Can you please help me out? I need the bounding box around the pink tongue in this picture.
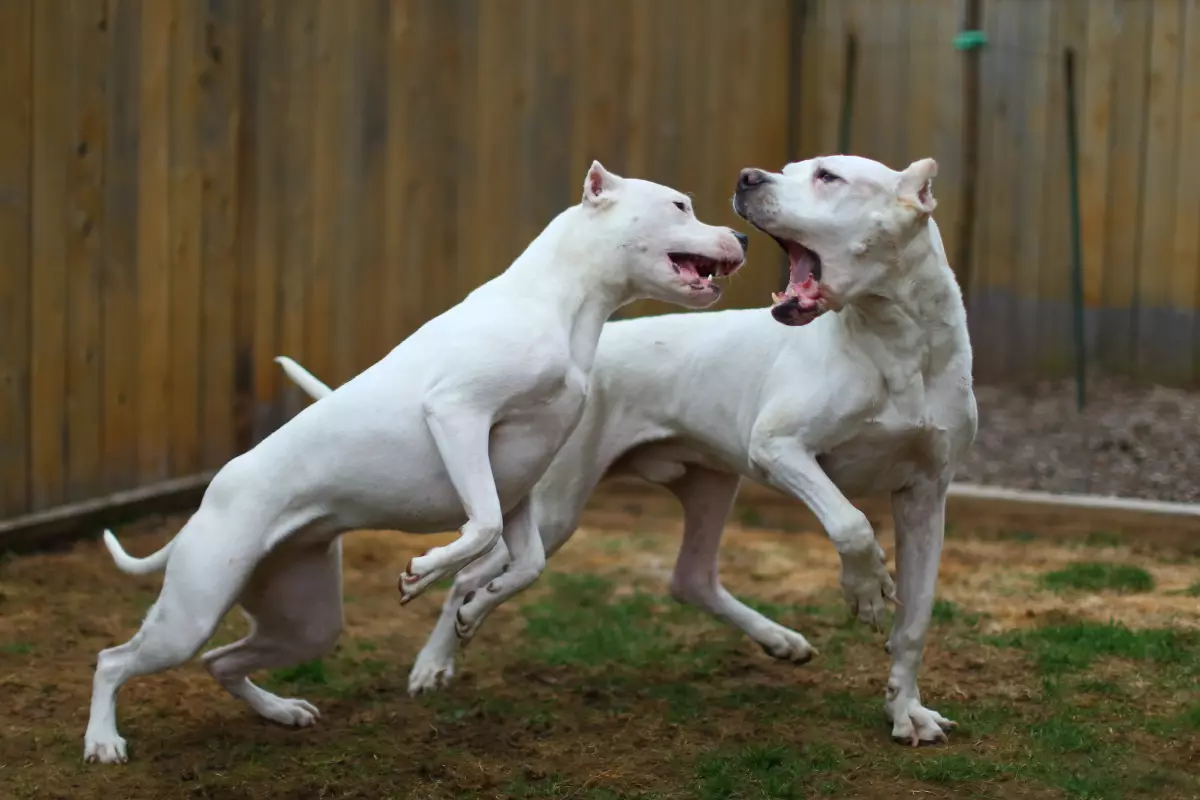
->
[679,264,700,281]
[772,276,821,308]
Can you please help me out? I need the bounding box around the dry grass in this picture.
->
[1,489,1197,799]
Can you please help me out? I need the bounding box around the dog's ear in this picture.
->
[582,160,620,206]
[896,158,938,215]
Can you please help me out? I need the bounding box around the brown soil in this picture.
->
[960,376,1200,504]
[0,492,1197,799]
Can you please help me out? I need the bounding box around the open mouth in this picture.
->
[768,237,826,326]
[669,253,742,293]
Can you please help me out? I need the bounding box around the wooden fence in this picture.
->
[1,0,1199,526]
[796,0,1200,386]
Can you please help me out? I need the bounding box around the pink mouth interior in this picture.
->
[771,241,822,311]
[671,253,740,292]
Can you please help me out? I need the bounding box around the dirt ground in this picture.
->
[960,376,1200,504]
[1,490,1198,799]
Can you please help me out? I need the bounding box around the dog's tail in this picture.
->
[274,356,334,401]
[102,529,174,575]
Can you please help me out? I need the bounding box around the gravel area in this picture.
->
[958,376,1200,504]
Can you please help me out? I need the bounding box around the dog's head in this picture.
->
[579,161,748,309]
[732,155,938,326]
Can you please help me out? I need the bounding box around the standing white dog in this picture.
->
[281,155,977,747]
[86,162,747,764]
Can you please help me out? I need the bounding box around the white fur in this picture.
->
[83,162,746,765]
[284,155,977,746]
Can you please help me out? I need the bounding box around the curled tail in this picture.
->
[102,529,174,575]
[274,356,334,401]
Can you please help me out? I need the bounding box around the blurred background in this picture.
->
[1,0,1198,526]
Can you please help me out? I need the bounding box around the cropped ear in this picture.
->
[582,160,620,206]
[896,158,938,215]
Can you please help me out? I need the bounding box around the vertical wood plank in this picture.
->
[169,0,202,472]
[332,0,364,384]
[0,0,33,516]
[969,0,1016,382]
[231,0,259,453]
[1169,0,1200,385]
[198,0,241,468]
[1035,2,1072,377]
[249,0,283,441]
[1134,0,1185,382]
[450,0,480,314]
[279,0,315,420]
[102,0,140,493]
[64,0,109,502]
[383,0,417,348]
[30,0,70,510]
[136,0,172,481]
[931,0,965,280]
[355,0,388,369]
[307,0,340,385]
[1099,0,1151,375]
[1077,0,1117,360]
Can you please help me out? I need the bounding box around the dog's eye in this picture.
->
[673,201,688,213]
[815,168,842,184]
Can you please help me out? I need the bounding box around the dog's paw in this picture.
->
[839,544,897,630]
[885,685,956,747]
[454,591,493,642]
[756,627,818,664]
[261,697,320,728]
[409,654,456,696]
[83,734,128,765]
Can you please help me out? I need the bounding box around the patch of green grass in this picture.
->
[1029,716,1099,754]
[895,752,1001,783]
[989,621,1199,676]
[0,642,33,655]
[695,742,840,800]
[267,658,328,689]
[1145,700,1200,737]
[520,573,730,673]
[1040,562,1154,594]
[1185,581,1200,597]
[820,690,879,727]
[929,597,982,628]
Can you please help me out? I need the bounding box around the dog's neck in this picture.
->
[838,218,971,385]
[501,206,631,368]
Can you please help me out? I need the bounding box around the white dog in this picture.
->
[281,155,977,747]
[86,162,747,764]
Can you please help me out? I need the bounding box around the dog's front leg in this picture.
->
[884,478,955,746]
[399,401,505,603]
[749,432,896,628]
[453,494,546,640]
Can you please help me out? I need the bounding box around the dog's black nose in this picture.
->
[738,168,768,191]
[733,231,749,253]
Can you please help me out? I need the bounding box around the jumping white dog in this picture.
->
[281,155,978,747]
[87,162,747,764]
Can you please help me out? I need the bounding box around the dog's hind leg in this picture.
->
[84,517,256,764]
[200,541,343,727]
[453,495,546,641]
[666,466,816,664]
